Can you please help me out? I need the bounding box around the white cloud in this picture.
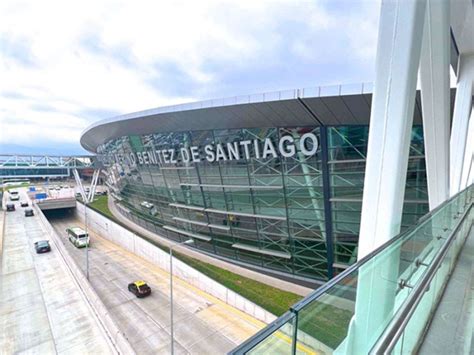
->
[0,0,380,152]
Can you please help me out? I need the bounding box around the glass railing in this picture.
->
[230,184,473,355]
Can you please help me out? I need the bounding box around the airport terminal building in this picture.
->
[81,84,433,283]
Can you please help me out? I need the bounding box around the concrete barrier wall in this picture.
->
[0,210,5,255]
[76,203,277,324]
[35,205,135,355]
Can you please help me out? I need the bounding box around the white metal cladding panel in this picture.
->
[80,87,461,153]
[80,95,360,152]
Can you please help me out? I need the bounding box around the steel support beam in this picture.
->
[88,169,101,202]
[450,54,474,195]
[73,169,88,202]
[419,0,451,210]
[343,1,427,354]
[358,0,427,259]
[460,108,474,189]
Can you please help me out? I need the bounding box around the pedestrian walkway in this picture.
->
[419,227,474,355]
[0,190,112,354]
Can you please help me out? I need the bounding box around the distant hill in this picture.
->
[0,143,91,156]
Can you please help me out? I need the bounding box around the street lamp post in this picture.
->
[170,238,193,355]
[85,198,90,280]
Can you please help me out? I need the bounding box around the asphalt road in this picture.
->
[0,189,111,354]
[45,210,264,354]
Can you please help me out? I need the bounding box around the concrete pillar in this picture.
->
[358,0,427,259]
[450,54,474,195]
[419,0,451,210]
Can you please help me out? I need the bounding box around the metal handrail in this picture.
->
[370,202,473,354]
[230,184,472,354]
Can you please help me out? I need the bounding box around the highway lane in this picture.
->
[0,189,111,354]
[45,210,264,354]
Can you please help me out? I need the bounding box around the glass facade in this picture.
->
[97,125,428,282]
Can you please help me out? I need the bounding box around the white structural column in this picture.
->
[460,108,474,188]
[357,0,427,259]
[339,2,427,354]
[419,0,451,210]
[450,54,474,195]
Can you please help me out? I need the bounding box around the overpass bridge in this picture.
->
[0,154,95,179]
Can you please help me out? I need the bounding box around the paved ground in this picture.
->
[46,211,265,354]
[0,189,111,354]
[419,226,474,355]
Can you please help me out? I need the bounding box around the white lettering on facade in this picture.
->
[169,149,177,163]
[262,138,278,159]
[181,148,190,163]
[300,133,318,156]
[147,151,157,164]
[155,150,163,164]
[143,152,150,165]
[215,144,227,161]
[240,140,251,159]
[129,152,137,166]
[205,144,215,162]
[162,150,170,163]
[190,146,200,162]
[227,142,240,160]
[279,135,295,157]
[254,140,261,159]
[112,132,319,167]
[136,152,144,164]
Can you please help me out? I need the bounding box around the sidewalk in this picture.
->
[107,198,313,297]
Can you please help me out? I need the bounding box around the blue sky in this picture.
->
[0,0,380,155]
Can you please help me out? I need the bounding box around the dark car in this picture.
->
[34,240,51,253]
[128,281,151,298]
[20,201,29,207]
[6,203,15,211]
[24,208,34,217]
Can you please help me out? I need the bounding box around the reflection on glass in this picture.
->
[98,125,429,281]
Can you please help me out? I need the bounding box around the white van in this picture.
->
[66,227,90,248]
[10,191,20,201]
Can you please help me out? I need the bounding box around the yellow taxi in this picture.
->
[127,280,151,298]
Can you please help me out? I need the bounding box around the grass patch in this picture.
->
[82,196,354,348]
[82,195,303,316]
[175,253,302,316]
[2,183,30,191]
[298,300,353,349]
[87,195,115,220]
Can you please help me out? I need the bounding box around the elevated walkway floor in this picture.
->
[419,226,474,355]
[0,190,111,354]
